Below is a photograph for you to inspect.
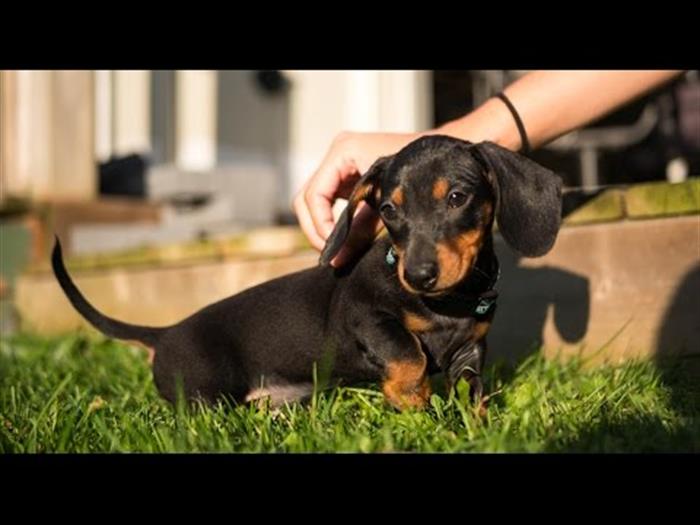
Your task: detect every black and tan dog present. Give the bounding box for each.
[52,136,562,410]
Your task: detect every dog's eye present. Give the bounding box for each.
[448,191,468,209]
[380,202,398,220]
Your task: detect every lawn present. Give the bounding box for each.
[1,332,697,453]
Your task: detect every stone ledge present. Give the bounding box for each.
[26,225,312,275]
[563,177,700,226]
[13,215,700,365]
[490,214,700,365]
[625,178,700,218]
[564,189,625,226]
[15,250,320,334]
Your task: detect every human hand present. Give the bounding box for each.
[293,131,419,267]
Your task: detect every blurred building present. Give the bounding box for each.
[0,71,431,249]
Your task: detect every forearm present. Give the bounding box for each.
[432,70,684,151]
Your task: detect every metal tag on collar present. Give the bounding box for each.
[475,290,498,316]
[386,246,397,266]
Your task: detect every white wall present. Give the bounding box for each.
[1,70,95,201]
[13,70,54,198]
[113,70,151,157]
[94,70,113,162]
[175,70,217,172]
[285,70,432,202]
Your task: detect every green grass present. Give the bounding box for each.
[1,332,698,453]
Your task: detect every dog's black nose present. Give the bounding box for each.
[404,263,439,291]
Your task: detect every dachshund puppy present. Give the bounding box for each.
[52,136,561,410]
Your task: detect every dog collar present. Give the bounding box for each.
[472,259,499,316]
[473,289,498,316]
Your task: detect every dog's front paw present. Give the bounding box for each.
[383,375,431,411]
[381,358,431,411]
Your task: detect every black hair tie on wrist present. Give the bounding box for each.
[496,92,531,154]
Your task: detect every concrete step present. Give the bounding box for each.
[16,249,318,334]
[12,216,700,366]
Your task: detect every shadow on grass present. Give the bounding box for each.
[656,264,700,418]
[472,253,699,453]
[464,349,700,453]
[546,366,700,453]
[548,415,697,453]
[545,361,699,453]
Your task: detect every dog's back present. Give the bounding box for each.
[52,235,381,404]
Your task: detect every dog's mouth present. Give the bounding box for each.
[413,278,470,297]
[421,285,462,297]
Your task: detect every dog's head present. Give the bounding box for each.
[320,135,562,295]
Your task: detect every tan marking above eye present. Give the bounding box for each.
[432,178,449,200]
[372,185,382,205]
[391,187,404,206]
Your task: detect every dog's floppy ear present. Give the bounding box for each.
[319,155,392,266]
[471,141,562,257]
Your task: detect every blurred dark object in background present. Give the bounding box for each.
[677,80,700,149]
[99,154,149,198]
[589,73,700,187]
[433,71,474,125]
[254,70,290,96]
[168,192,211,210]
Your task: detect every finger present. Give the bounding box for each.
[306,189,336,242]
[294,192,327,251]
[307,162,361,242]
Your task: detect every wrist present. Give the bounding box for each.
[430,96,523,152]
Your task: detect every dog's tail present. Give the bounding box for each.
[51,236,165,348]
